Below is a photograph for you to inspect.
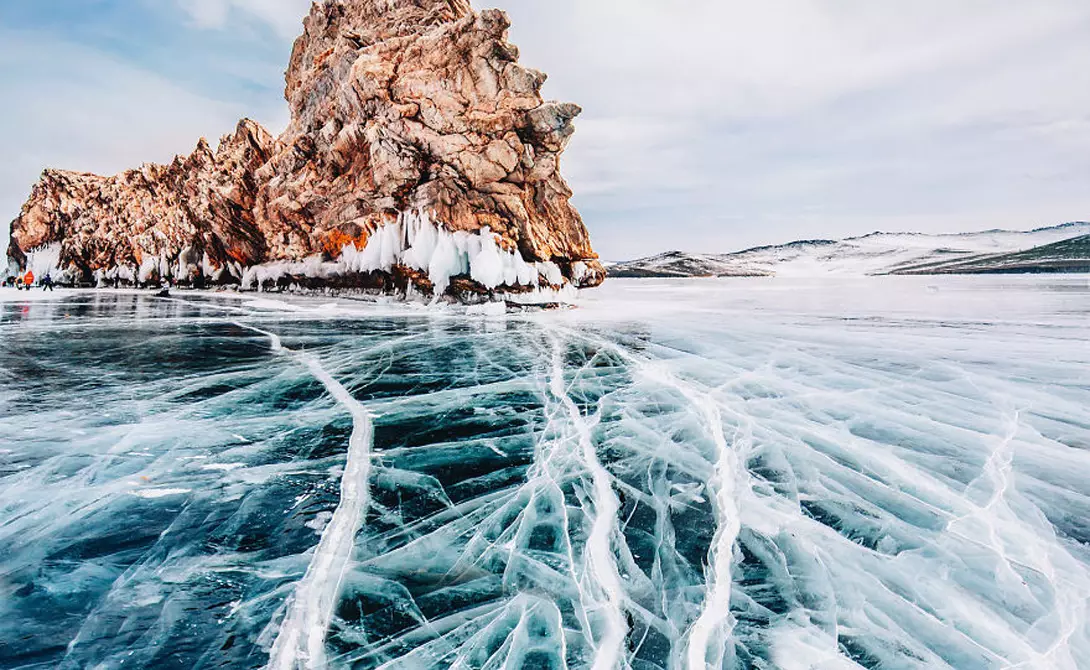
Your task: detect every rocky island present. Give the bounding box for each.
[6,0,604,300]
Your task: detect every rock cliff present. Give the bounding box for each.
[7,0,604,298]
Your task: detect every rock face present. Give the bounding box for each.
[7,0,604,297]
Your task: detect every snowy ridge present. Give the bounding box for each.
[610,222,1090,278]
[236,323,375,670]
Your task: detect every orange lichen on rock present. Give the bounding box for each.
[322,229,370,257]
[313,47,335,69]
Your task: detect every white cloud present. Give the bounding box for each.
[533,0,1090,118]
[175,0,311,38]
[497,0,1090,257]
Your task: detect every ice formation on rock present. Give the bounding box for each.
[5,0,605,298]
[337,211,545,296]
[20,243,63,281]
[230,211,569,300]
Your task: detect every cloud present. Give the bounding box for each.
[0,29,255,237]
[524,0,1089,119]
[497,0,1090,258]
[175,0,311,38]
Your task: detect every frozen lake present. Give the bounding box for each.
[1,276,1088,669]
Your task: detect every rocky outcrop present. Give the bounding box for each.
[7,0,604,298]
[11,121,275,286]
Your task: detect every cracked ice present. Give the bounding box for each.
[1,275,1089,670]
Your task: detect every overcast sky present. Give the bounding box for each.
[2,1,1089,260]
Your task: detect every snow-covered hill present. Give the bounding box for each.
[609,222,1090,278]
[894,234,1090,275]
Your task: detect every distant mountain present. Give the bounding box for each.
[892,234,1090,275]
[603,250,780,278]
[609,223,1090,278]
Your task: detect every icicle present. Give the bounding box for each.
[234,209,572,298]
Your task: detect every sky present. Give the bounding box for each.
[2,1,1089,261]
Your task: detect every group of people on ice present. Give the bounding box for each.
[6,269,55,291]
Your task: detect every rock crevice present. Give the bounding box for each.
[7,0,604,296]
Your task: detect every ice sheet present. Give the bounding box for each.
[1,276,1088,669]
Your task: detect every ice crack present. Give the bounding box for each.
[546,335,629,670]
[554,327,750,669]
[239,324,375,670]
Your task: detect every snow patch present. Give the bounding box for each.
[202,463,246,472]
[131,488,192,499]
[503,284,581,306]
[466,302,508,318]
[304,511,334,535]
[241,256,341,291]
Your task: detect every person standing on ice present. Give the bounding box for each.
[23,269,34,290]
[41,274,55,291]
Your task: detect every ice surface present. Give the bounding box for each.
[1,276,1089,669]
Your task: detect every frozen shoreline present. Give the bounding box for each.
[0,283,582,311]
